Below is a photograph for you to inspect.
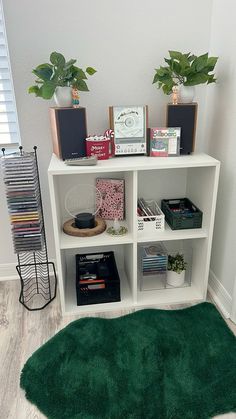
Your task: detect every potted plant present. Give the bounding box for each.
[153,51,218,103]
[28,51,96,107]
[167,252,187,287]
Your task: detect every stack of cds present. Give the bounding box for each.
[1,152,43,253]
[141,244,167,276]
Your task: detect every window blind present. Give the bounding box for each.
[0,0,21,146]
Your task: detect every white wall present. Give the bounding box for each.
[0,0,213,275]
[204,0,236,307]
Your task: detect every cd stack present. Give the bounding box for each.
[141,243,168,277]
[2,152,43,253]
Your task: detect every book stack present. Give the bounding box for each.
[2,152,43,253]
[141,244,167,276]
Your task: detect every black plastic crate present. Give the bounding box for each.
[161,198,203,230]
[76,251,121,306]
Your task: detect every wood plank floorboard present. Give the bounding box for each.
[0,280,235,419]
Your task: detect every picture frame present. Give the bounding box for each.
[147,127,181,157]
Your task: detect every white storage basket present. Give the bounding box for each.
[137,200,165,235]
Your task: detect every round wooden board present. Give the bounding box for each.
[63,217,107,237]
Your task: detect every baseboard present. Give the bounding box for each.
[1,262,231,317]
[0,263,18,281]
[230,276,236,323]
[0,259,57,282]
[208,269,232,318]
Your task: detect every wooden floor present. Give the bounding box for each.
[0,280,236,419]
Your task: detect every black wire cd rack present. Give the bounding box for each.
[1,146,57,311]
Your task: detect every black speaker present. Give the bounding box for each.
[49,107,87,160]
[166,103,198,155]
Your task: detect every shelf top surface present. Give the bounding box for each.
[48,153,220,175]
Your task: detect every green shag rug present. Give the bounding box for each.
[20,303,236,419]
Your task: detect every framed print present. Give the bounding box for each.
[148,127,181,157]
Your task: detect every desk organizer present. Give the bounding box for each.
[1,146,57,311]
[161,198,202,230]
[76,251,121,305]
[137,199,165,235]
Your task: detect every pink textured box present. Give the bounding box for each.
[96,178,125,220]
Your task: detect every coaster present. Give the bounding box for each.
[63,217,106,237]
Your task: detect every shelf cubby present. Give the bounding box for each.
[62,244,135,315]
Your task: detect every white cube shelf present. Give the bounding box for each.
[48,153,220,316]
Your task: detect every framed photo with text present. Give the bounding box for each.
[147,127,181,157]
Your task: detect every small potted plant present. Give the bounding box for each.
[153,50,218,103]
[28,51,96,107]
[167,252,187,287]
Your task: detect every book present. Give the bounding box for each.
[96,178,125,220]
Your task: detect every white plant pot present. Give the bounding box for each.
[167,270,185,287]
[54,86,72,107]
[179,86,195,103]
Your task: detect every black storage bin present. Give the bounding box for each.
[161,198,203,230]
[76,251,121,306]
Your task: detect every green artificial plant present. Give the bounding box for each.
[168,253,187,274]
[153,50,218,94]
[28,51,96,99]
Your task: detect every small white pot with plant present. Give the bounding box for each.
[167,253,187,287]
[152,50,218,103]
[28,51,96,107]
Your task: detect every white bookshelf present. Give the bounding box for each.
[48,153,220,316]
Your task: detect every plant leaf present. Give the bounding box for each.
[164,58,172,66]
[50,52,66,68]
[73,79,89,91]
[41,81,56,99]
[179,55,191,70]
[64,59,77,70]
[172,61,181,75]
[169,50,184,60]
[196,53,209,71]
[182,67,192,77]
[86,67,97,76]
[207,74,217,84]
[191,53,208,72]
[32,64,53,81]
[152,72,160,84]
[74,68,88,80]
[163,80,175,94]
[185,73,208,86]
[28,85,40,95]
[188,54,196,62]
[206,56,218,71]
